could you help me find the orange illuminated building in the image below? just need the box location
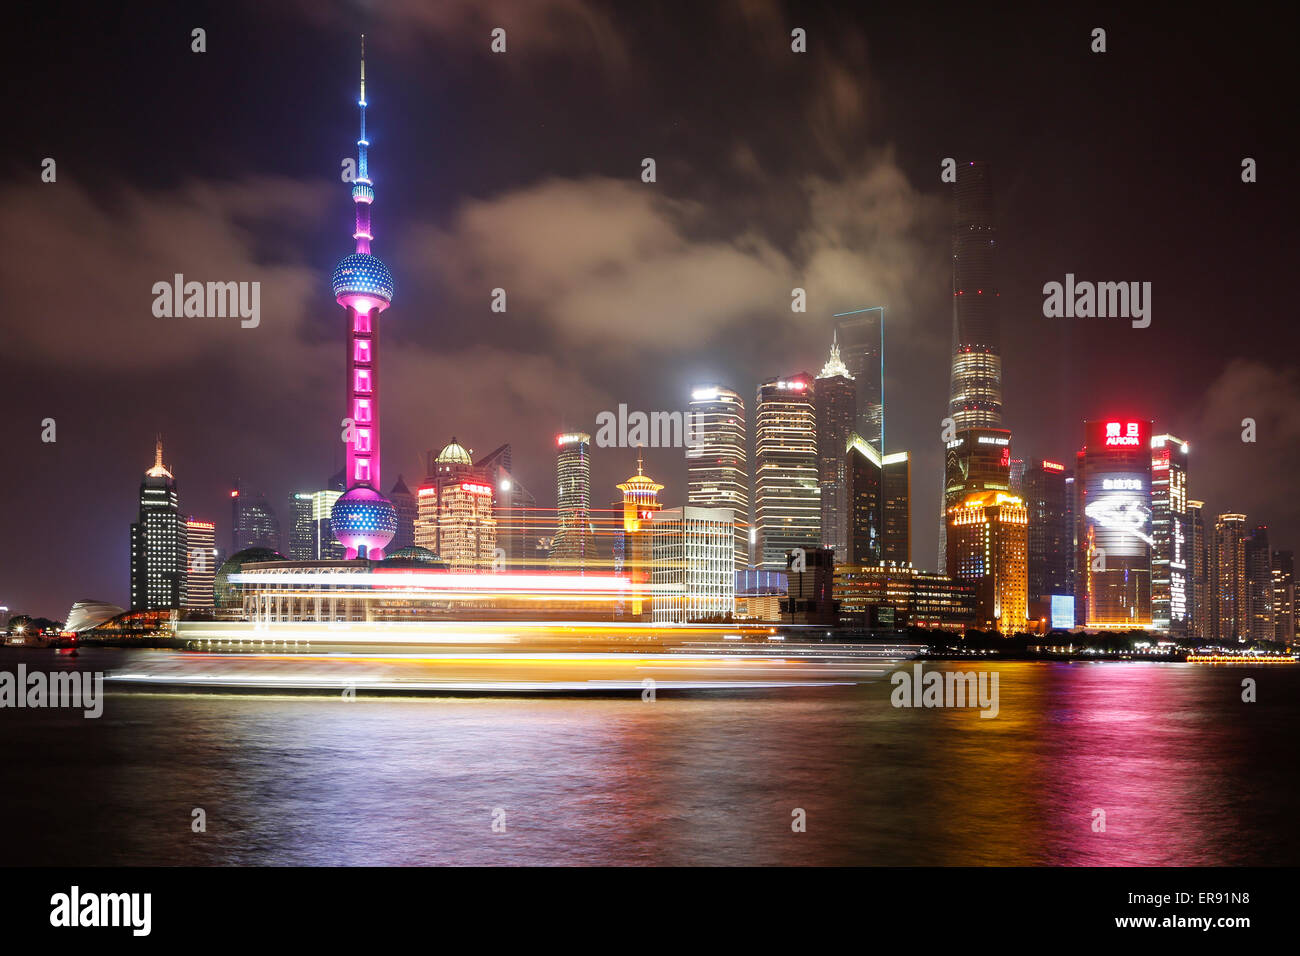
[946,490,1028,634]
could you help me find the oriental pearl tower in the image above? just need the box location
[329,35,398,560]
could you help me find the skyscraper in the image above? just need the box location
[686,386,748,568]
[845,434,910,565]
[129,439,188,611]
[650,506,735,623]
[1213,513,1248,643]
[1075,419,1154,628]
[476,444,538,571]
[1244,525,1274,643]
[311,490,344,559]
[948,161,1002,431]
[184,518,216,609]
[616,457,663,619]
[388,476,417,552]
[287,492,315,560]
[946,491,1027,635]
[1150,435,1191,635]
[1024,459,1073,619]
[833,307,884,447]
[754,373,820,570]
[329,36,398,560]
[1188,500,1209,639]
[416,439,496,569]
[552,432,592,570]
[814,336,856,563]
[939,161,1005,571]
[1272,550,1295,644]
[231,480,281,553]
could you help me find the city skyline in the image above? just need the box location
[4,4,1296,619]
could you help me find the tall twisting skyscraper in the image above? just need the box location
[329,36,398,560]
[948,161,1002,430]
[939,162,1005,570]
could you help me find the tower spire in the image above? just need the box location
[353,33,373,254]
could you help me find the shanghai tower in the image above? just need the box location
[329,36,398,560]
[948,161,1002,428]
[939,161,1011,571]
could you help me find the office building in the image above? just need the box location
[814,336,856,562]
[551,432,592,570]
[231,480,281,553]
[946,490,1027,635]
[1024,459,1073,623]
[287,493,315,560]
[388,476,418,552]
[834,564,976,631]
[833,307,884,448]
[184,518,217,608]
[1214,513,1248,643]
[686,386,748,568]
[1151,435,1190,635]
[1273,550,1295,644]
[129,439,188,610]
[1244,525,1274,643]
[754,373,820,570]
[1188,500,1209,639]
[650,506,735,623]
[1075,419,1153,628]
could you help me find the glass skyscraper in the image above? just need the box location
[130,439,188,611]
[754,374,819,570]
[686,386,749,568]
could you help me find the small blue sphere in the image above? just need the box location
[332,253,394,307]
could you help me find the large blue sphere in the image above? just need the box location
[331,486,397,557]
[332,253,394,306]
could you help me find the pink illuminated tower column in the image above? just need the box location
[329,35,397,560]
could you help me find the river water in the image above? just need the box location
[1,648,1295,865]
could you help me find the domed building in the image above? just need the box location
[382,546,449,570]
[214,547,285,609]
[413,438,497,571]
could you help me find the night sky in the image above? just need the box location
[4,1,1296,619]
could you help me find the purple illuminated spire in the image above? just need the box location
[330,34,396,560]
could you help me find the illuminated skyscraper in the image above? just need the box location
[311,490,345,559]
[552,432,592,570]
[1273,550,1295,644]
[388,476,417,551]
[416,439,495,569]
[946,490,1027,635]
[942,427,1012,556]
[1214,514,1248,643]
[287,493,315,560]
[1024,459,1073,619]
[650,506,735,623]
[1075,419,1154,628]
[230,479,281,553]
[1151,435,1190,635]
[129,439,188,611]
[939,162,1005,571]
[1244,525,1274,643]
[834,307,884,447]
[329,35,398,560]
[948,161,1002,430]
[814,336,856,562]
[845,434,911,566]
[1188,500,1209,639]
[686,385,748,568]
[754,373,819,570]
[617,457,664,618]
[184,518,217,609]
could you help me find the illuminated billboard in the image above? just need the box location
[1050,594,1075,630]
[1081,419,1153,627]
